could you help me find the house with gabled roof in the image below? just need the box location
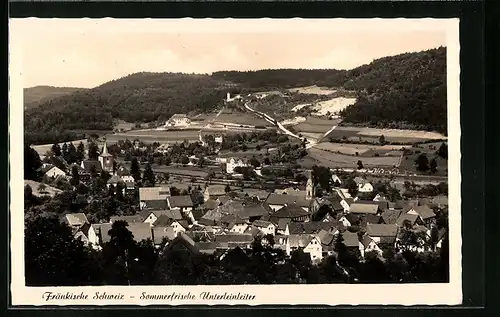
[64,213,89,230]
[251,220,276,236]
[407,205,436,225]
[166,195,193,213]
[161,232,200,257]
[270,203,311,223]
[342,231,364,255]
[276,218,291,235]
[366,224,399,246]
[264,193,311,213]
[395,213,424,228]
[204,184,228,201]
[153,215,186,235]
[151,226,176,248]
[381,209,403,225]
[360,234,382,258]
[286,234,323,262]
[348,201,380,215]
[110,215,144,225]
[213,233,254,250]
[139,186,171,202]
[239,204,268,222]
[44,165,67,179]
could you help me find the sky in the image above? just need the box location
[10,19,451,89]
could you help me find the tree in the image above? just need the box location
[142,163,156,187]
[437,142,448,159]
[180,155,190,165]
[38,183,47,194]
[70,165,80,186]
[249,157,261,168]
[76,142,85,162]
[430,158,438,174]
[198,156,206,168]
[346,178,358,197]
[88,142,99,160]
[51,143,62,157]
[225,184,231,193]
[379,135,386,145]
[357,160,364,170]
[25,215,99,286]
[24,144,42,181]
[415,153,429,172]
[130,157,141,182]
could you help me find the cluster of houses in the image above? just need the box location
[64,168,448,264]
[36,142,136,191]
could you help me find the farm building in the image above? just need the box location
[226,158,249,174]
[165,114,191,127]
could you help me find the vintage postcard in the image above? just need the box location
[9,18,461,306]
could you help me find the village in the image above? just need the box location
[26,119,449,267]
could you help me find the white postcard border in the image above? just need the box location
[9,18,461,306]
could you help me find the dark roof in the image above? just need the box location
[220,214,247,225]
[240,204,268,218]
[214,234,254,243]
[271,204,310,219]
[361,234,374,248]
[143,199,168,210]
[317,229,335,245]
[202,199,220,210]
[342,231,361,248]
[412,205,436,219]
[288,221,341,235]
[277,218,291,230]
[252,220,274,228]
[153,215,176,226]
[162,232,199,255]
[110,215,144,224]
[167,195,193,208]
[245,226,265,238]
[381,209,402,224]
[196,242,220,254]
[396,213,420,227]
[366,224,398,237]
[238,189,271,200]
[265,193,311,208]
[364,214,383,225]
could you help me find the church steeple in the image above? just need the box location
[98,138,114,172]
[306,170,314,200]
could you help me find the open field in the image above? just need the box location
[326,126,447,143]
[32,139,88,156]
[24,180,62,197]
[311,97,357,116]
[288,86,337,95]
[106,129,200,144]
[292,116,338,134]
[302,148,401,169]
[213,112,273,127]
[280,116,307,126]
[314,142,407,156]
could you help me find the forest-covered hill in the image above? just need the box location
[24,47,447,145]
[24,86,87,110]
[24,73,232,145]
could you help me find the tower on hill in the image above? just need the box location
[99,140,114,173]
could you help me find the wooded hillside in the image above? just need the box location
[24,86,87,110]
[25,47,447,145]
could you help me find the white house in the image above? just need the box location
[358,182,374,193]
[166,114,191,127]
[45,166,66,178]
[251,220,276,236]
[338,215,352,227]
[166,195,194,213]
[331,174,342,186]
[214,135,224,143]
[286,234,323,263]
[229,222,249,234]
[226,158,248,174]
[360,235,383,258]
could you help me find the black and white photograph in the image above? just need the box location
[10,18,461,305]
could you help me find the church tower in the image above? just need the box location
[306,170,314,200]
[99,140,114,173]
